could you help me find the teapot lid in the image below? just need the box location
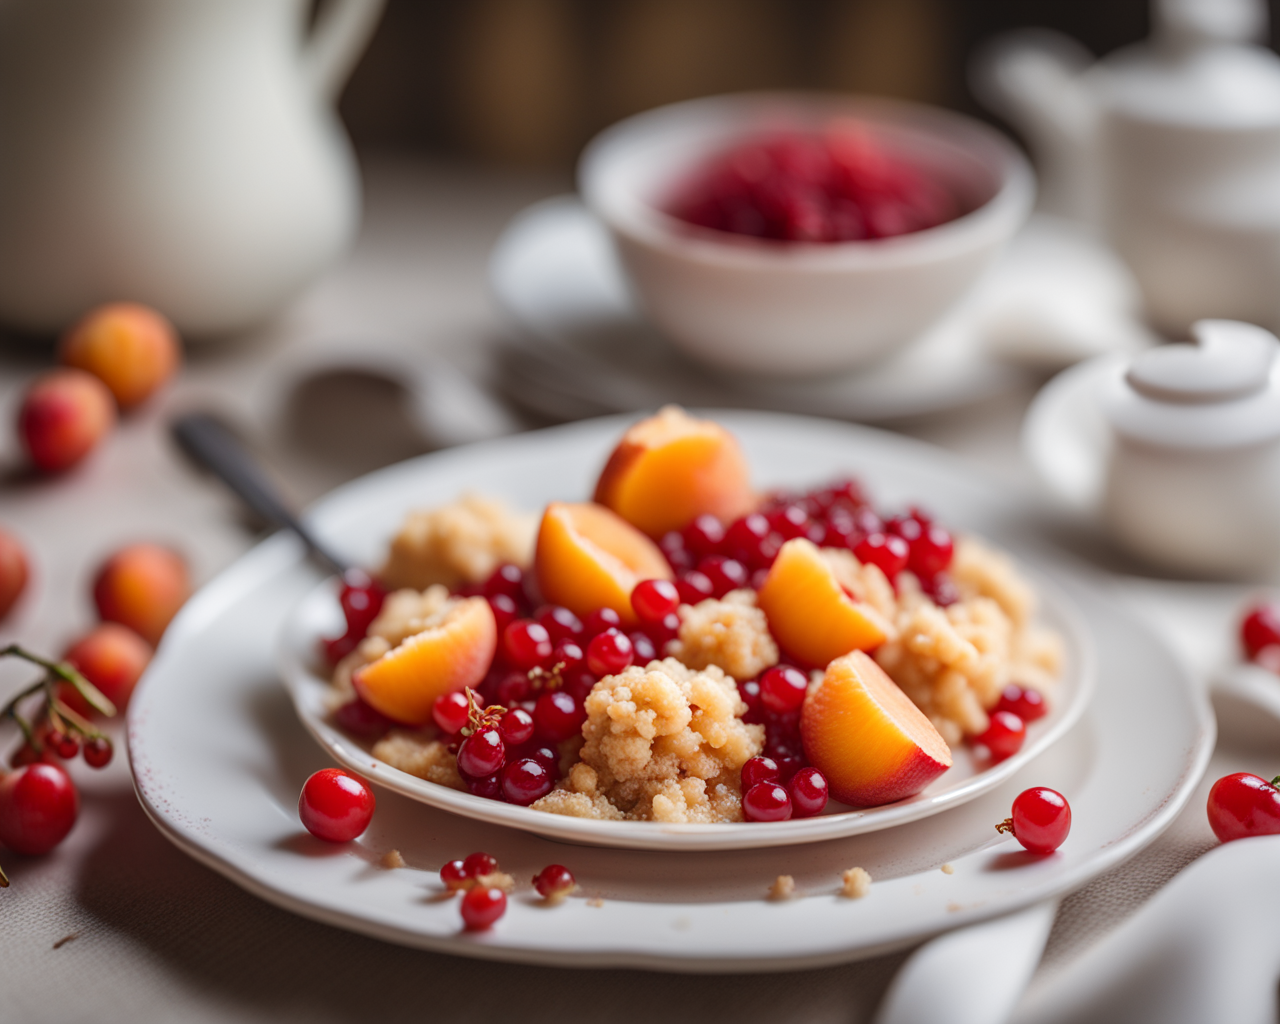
[1096,0,1280,128]
[1104,320,1280,449]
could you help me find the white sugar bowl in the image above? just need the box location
[1100,319,1280,576]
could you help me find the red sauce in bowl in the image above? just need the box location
[664,125,963,243]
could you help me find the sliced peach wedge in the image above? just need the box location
[535,501,672,625]
[353,596,496,726]
[802,651,953,806]
[593,405,756,538]
[756,538,890,669]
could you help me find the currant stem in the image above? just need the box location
[1271,775,1280,789]
[995,817,1015,836]
[0,860,8,888]
[0,644,116,718]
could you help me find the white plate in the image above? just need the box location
[279,570,1092,852]
[129,413,1214,970]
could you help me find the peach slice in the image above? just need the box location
[756,538,889,669]
[802,650,952,806]
[535,501,672,625]
[593,405,756,538]
[353,596,496,726]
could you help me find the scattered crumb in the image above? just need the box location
[940,862,954,875]
[540,884,577,907]
[381,849,406,870]
[840,867,872,899]
[947,902,964,913]
[475,871,515,893]
[768,874,796,901]
[587,896,605,908]
[52,934,78,950]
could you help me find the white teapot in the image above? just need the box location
[0,0,384,337]
[976,0,1280,338]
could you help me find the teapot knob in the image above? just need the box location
[1126,319,1278,403]
[1155,0,1267,46]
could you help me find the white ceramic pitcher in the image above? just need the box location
[976,0,1280,338]
[0,0,384,337]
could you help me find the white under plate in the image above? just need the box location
[280,569,1091,851]
[129,412,1214,970]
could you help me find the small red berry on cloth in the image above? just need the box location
[1207,773,1280,843]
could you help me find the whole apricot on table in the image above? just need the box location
[535,501,672,625]
[60,622,153,717]
[354,596,497,726]
[0,527,29,621]
[18,369,116,473]
[593,405,756,538]
[92,543,191,647]
[802,651,952,807]
[756,538,890,669]
[60,302,181,409]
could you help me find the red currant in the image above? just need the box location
[738,678,763,720]
[0,763,78,855]
[503,619,553,671]
[998,787,1071,854]
[336,696,396,738]
[487,593,519,635]
[462,851,498,877]
[644,611,681,646]
[724,514,774,566]
[49,730,80,760]
[440,859,469,890]
[759,665,808,715]
[628,631,657,664]
[888,515,923,544]
[676,571,715,605]
[683,514,726,557]
[789,767,828,817]
[498,708,535,746]
[460,885,507,929]
[533,863,576,900]
[432,691,471,735]
[909,525,954,577]
[921,572,960,607]
[457,727,506,778]
[975,710,1025,762]
[994,684,1047,723]
[82,736,113,769]
[298,768,375,843]
[495,670,532,706]
[767,505,811,541]
[465,773,503,800]
[586,628,634,677]
[1242,603,1280,659]
[741,755,780,789]
[854,533,909,579]
[742,781,792,822]
[535,604,584,643]
[660,530,693,572]
[1207,773,1280,842]
[534,690,584,743]
[520,743,562,777]
[551,639,586,673]
[483,563,524,603]
[501,758,553,805]
[631,578,680,623]
[698,555,748,597]
[582,607,622,638]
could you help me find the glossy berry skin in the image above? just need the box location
[498,708,536,747]
[743,781,792,822]
[82,736,113,769]
[534,690,584,743]
[759,665,808,715]
[582,607,622,638]
[466,773,503,800]
[854,533,910,580]
[334,697,395,739]
[698,555,748,598]
[51,732,80,760]
[976,711,1026,762]
[501,758,553,805]
[1006,787,1071,854]
[789,767,829,818]
[441,859,470,890]
[495,671,532,707]
[0,527,28,622]
[741,755,780,789]
[298,769,375,843]
[587,628,634,677]
[457,727,506,778]
[676,571,715,606]
[628,631,657,664]
[683,514,726,557]
[462,851,498,877]
[486,593,519,636]
[535,605,584,643]
[995,684,1047,723]
[432,690,471,735]
[1207,773,1280,843]
[631,578,680,623]
[460,886,507,929]
[0,763,79,855]
[534,863,576,900]
[503,619,553,671]
[483,563,525,603]
[1242,604,1280,659]
[908,525,954,578]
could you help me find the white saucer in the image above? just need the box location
[128,412,1213,970]
[490,199,1152,423]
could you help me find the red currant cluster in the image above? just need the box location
[657,480,959,607]
[735,664,827,820]
[667,129,959,244]
[1241,601,1280,670]
[973,684,1047,764]
[440,850,577,929]
[323,569,386,664]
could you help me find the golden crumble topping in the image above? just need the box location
[371,732,465,790]
[668,589,779,680]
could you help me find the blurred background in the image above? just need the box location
[337,0,1274,168]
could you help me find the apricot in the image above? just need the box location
[802,651,952,806]
[18,369,116,473]
[593,405,756,538]
[535,502,672,625]
[354,596,497,726]
[60,622,153,717]
[756,538,890,669]
[92,543,191,647]
[0,527,29,621]
[60,302,181,409]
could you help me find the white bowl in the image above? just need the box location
[578,92,1035,377]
